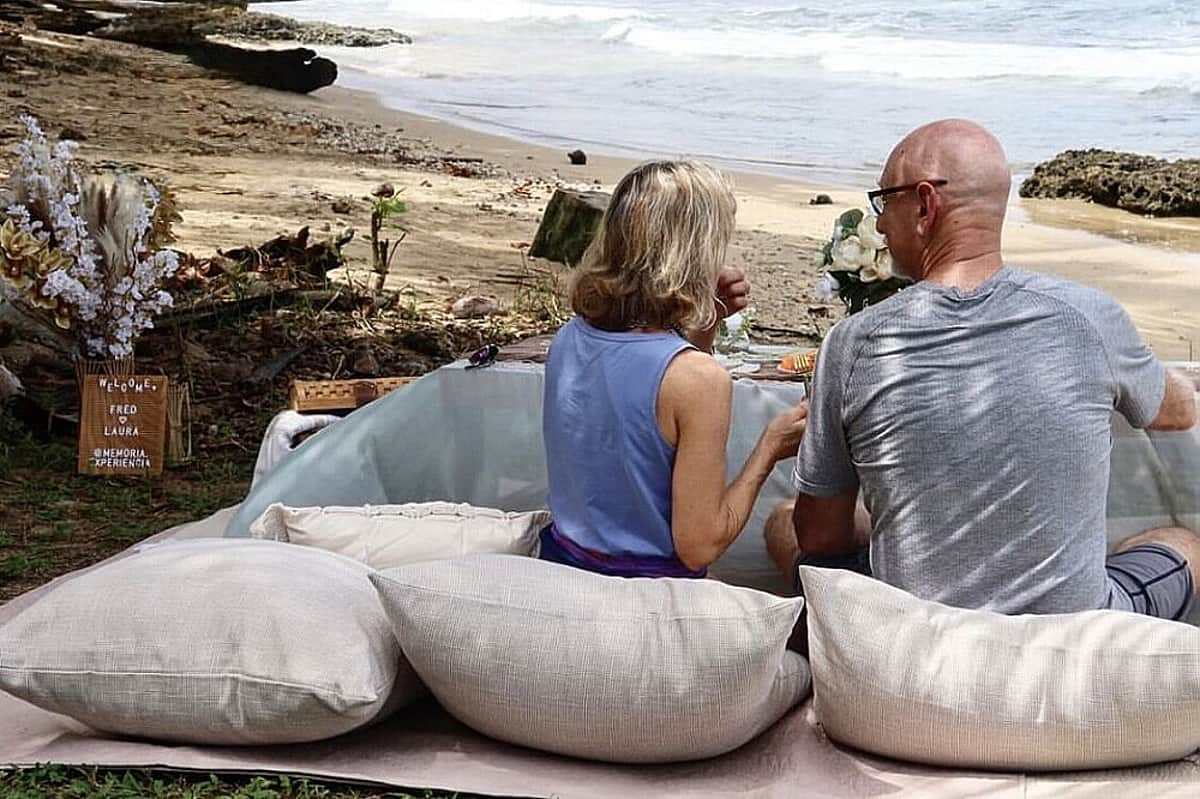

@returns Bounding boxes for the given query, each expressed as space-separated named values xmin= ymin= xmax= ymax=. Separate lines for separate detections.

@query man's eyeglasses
xmin=867 ymin=179 xmax=948 ymax=216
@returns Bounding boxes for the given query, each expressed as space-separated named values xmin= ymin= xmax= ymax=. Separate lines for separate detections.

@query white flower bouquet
xmin=815 ymin=208 xmax=909 ymax=314
xmin=0 ymin=115 xmax=181 ymax=359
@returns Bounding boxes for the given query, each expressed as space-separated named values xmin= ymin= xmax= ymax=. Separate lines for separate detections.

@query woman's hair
xmin=570 ymin=160 xmax=736 ymax=332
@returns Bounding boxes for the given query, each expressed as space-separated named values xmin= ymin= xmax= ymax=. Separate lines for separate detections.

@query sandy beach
xmin=2 ymin=27 xmax=1198 ymax=358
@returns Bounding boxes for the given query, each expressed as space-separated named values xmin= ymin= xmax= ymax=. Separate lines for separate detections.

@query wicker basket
xmin=289 ymin=377 xmax=417 ymax=412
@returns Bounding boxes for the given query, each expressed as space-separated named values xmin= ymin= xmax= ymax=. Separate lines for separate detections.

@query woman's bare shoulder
xmin=661 ymin=349 xmax=731 ymax=400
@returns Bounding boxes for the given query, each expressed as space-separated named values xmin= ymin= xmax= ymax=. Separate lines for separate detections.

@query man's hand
xmin=716 ymin=266 xmax=750 ymax=318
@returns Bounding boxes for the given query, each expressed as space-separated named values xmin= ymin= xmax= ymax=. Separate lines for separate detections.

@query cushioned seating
xmin=372 ymin=554 xmax=810 ymax=763
xmin=801 ymin=565 xmax=1200 ymax=771
xmin=0 ymin=538 xmax=422 ymax=745
xmin=250 ymin=501 xmax=548 ymax=568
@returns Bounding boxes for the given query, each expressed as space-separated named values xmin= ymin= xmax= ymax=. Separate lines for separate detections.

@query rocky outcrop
xmin=212 ymin=12 xmax=412 ymax=47
xmin=1020 ymin=150 xmax=1200 ymax=217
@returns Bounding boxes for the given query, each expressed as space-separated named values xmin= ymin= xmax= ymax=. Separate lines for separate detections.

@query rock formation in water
xmin=1020 ymin=149 xmax=1200 ymax=217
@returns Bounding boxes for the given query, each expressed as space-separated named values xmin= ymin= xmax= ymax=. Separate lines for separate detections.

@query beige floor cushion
xmin=0 ymin=539 xmax=423 ymax=745
xmin=250 ymin=501 xmax=549 ymax=569
xmin=371 ymin=554 xmax=810 ymax=763
xmin=800 ymin=565 xmax=1200 ymax=771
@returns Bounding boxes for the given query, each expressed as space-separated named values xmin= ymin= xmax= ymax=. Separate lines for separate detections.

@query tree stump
xmin=529 ymin=189 xmax=609 ymax=267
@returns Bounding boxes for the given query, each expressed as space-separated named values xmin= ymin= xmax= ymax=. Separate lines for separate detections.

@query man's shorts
xmin=1105 ymin=543 xmax=1194 ymax=621
xmin=794 ymin=543 xmax=1194 ymax=621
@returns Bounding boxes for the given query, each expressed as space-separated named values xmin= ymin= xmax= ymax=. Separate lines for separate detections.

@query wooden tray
xmin=289 ymin=377 xmax=417 ymax=412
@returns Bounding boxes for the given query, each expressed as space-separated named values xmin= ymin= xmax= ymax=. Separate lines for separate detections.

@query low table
xmin=226 ymin=359 xmax=1200 ymax=598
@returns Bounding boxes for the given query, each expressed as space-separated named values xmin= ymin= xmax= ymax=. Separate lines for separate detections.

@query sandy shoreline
xmin=312 ymin=83 xmax=1200 ymax=359
xmin=2 ymin=29 xmax=1197 ymax=358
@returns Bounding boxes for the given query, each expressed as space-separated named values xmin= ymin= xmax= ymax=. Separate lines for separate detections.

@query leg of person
xmin=1106 ymin=527 xmax=1200 ymax=620
xmin=763 ymin=499 xmax=872 ymax=595
xmin=764 ymin=500 xmax=800 ymax=576
xmin=765 ymin=499 xmax=872 ymax=655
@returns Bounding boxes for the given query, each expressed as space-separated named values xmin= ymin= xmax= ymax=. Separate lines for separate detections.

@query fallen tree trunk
xmin=7 ymin=0 xmax=339 ymax=93
xmin=185 ymin=41 xmax=337 ymax=93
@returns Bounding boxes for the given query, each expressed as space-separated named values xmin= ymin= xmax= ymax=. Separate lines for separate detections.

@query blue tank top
xmin=542 ymin=318 xmax=698 ymax=574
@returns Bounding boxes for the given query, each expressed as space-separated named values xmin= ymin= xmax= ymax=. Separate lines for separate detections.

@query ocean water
xmin=257 ymin=0 xmax=1200 ymax=185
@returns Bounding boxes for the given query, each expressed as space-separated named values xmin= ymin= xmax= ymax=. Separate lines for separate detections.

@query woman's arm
xmin=659 ymin=351 xmax=807 ymax=571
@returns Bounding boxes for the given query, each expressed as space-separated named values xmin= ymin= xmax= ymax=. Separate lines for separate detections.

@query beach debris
xmin=810 ymin=194 xmax=833 ymax=205
xmin=451 ymin=295 xmax=503 ymax=319
xmin=568 ymin=149 xmax=588 ymax=166
xmin=220 ymin=226 xmax=350 ymax=281
xmin=350 ymin=344 xmax=381 ymax=377
xmin=248 ymin=347 xmax=308 ymax=387
xmin=372 ymin=182 xmax=396 ymax=198
xmin=446 ymin=161 xmax=481 ymax=178
xmin=529 ymin=188 xmax=610 ymax=266
xmin=0 ymin=362 xmax=22 ymax=400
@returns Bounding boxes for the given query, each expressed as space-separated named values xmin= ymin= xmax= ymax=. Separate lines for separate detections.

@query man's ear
xmin=915 ymin=183 xmax=937 ymax=235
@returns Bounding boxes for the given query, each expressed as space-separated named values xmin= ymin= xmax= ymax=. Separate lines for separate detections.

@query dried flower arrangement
xmin=0 ymin=115 xmax=181 ymax=360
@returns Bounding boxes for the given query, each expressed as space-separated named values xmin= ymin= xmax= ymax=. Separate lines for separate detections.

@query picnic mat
xmin=3 ymin=507 xmax=1200 ymax=797
xmin=3 ymin=363 xmax=1199 ymax=796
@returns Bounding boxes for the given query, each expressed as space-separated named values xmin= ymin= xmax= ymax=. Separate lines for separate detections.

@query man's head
xmin=874 ymin=119 xmax=1011 ymax=281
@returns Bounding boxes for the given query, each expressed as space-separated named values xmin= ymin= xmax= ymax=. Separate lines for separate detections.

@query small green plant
xmin=370 ymin=191 xmax=408 ymax=292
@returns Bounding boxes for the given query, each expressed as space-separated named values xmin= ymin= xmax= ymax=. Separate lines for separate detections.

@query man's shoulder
xmin=823 ymin=287 xmax=920 ymax=347
xmin=1002 ymin=266 xmax=1123 ymax=319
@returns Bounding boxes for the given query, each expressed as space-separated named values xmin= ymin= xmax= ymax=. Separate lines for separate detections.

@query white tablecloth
xmin=227 ymin=360 xmax=1200 ymax=597
xmin=227 ymin=361 xmax=807 ymax=593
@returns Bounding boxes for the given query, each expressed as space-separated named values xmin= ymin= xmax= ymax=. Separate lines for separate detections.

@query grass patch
xmin=0 ymin=766 xmax=468 ymax=799
xmin=0 ymin=405 xmax=253 ymax=603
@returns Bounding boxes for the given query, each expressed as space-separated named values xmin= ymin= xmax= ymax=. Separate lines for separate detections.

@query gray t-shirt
xmin=793 ymin=266 xmax=1166 ymax=614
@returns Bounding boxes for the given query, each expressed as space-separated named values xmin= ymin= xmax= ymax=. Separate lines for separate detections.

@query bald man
xmin=769 ymin=119 xmax=1198 ymax=617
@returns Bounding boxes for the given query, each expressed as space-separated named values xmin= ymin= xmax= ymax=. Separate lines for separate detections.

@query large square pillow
xmin=371 ymin=555 xmax=809 ymax=763
xmin=0 ymin=539 xmax=423 ymax=745
xmin=249 ymin=501 xmax=548 ymax=569
xmin=800 ymin=565 xmax=1200 ymax=771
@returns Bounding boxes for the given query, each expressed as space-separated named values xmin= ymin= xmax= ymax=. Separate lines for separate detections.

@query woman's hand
xmin=761 ymin=400 xmax=809 ymax=462
xmin=716 ymin=266 xmax=750 ymax=317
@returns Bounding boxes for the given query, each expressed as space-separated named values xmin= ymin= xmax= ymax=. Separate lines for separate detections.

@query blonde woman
xmin=538 ymin=160 xmax=809 ymax=578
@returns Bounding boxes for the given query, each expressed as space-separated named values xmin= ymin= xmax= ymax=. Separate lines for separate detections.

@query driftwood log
xmin=3 ymin=0 xmax=338 ymax=93
xmin=186 ymin=42 xmax=336 ymax=93
xmin=529 ymin=189 xmax=609 ymax=267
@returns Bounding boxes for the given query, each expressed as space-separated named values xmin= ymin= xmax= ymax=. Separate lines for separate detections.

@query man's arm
xmin=791 ymin=320 xmax=863 ymax=555
xmin=792 ymin=490 xmax=860 ymax=556
xmin=1148 ymin=369 xmax=1197 ymax=431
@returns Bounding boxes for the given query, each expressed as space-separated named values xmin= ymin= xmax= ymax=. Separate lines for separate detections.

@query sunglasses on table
xmin=866 ymin=179 xmax=948 ymax=216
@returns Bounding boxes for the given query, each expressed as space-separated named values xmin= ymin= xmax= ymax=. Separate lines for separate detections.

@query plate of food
xmin=777 ymin=349 xmax=818 ymax=375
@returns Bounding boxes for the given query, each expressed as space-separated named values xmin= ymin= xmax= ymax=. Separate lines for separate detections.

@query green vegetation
xmin=0 ymin=766 xmax=467 ymax=799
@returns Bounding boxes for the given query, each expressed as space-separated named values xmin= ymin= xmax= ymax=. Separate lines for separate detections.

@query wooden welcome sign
xmin=77 ymin=374 xmax=169 ymax=476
